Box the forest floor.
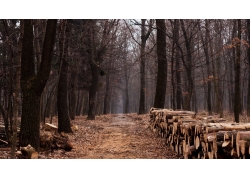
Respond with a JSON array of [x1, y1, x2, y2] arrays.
[[1, 112, 250, 159], [0, 113, 182, 159]]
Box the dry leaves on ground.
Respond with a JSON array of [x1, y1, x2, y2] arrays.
[[0, 113, 182, 159]]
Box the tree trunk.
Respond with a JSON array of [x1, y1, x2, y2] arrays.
[[180, 19, 193, 111], [228, 20, 237, 113], [87, 21, 98, 119], [138, 19, 146, 114], [214, 21, 223, 117], [11, 20, 23, 158], [171, 20, 176, 110], [103, 70, 110, 114], [247, 19, 250, 116], [139, 19, 152, 114], [19, 19, 57, 150], [86, 20, 98, 120], [87, 62, 99, 120], [57, 20, 72, 133], [69, 69, 77, 120], [124, 64, 129, 114], [123, 41, 129, 114], [20, 90, 41, 150], [86, 20, 108, 119], [234, 20, 241, 123], [76, 90, 83, 116], [34, 20, 42, 72], [204, 20, 212, 115], [175, 20, 182, 110], [154, 19, 167, 108], [83, 92, 89, 115]]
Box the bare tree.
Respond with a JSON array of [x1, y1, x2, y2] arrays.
[[234, 19, 241, 122], [57, 20, 72, 133], [138, 19, 153, 114], [154, 19, 167, 108], [247, 19, 250, 116], [19, 19, 57, 150], [199, 19, 212, 115]]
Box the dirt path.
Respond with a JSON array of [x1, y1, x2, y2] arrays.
[[39, 114, 181, 159], [0, 114, 182, 159]]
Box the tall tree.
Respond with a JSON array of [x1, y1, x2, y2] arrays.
[[203, 20, 212, 115], [19, 19, 57, 150], [138, 19, 152, 114], [174, 20, 182, 110], [86, 20, 98, 120], [154, 19, 167, 108], [247, 19, 250, 116], [12, 20, 23, 158], [212, 20, 223, 117], [69, 67, 77, 120], [234, 19, 241, 123], [57, 20, 72, 133], [170, 19, 182, 110], [180, 19, 194, 111]]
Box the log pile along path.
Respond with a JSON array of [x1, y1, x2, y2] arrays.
[[38, 114, 181, 158]]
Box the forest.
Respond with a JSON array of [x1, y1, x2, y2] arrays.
[[0, 19, 250, 159]]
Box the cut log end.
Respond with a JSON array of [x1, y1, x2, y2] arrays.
[[222, 141, 230, 148], [20, 144, 38, 159]]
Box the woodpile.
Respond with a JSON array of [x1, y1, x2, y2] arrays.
[[40, 123, 74, 152], [0, 122, 74, 151], [149, 107, 250, 159]]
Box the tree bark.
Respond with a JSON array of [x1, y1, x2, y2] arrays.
[[124, 61, 129, 114], [213, 20, 223, 117], [234, 19, 241, 123], [175, 20, 182, 110], [11, 20, 23, 158], [123, 38, 129, 114], [154, 19, 167, 108], [87, 61, 99, 120], [103, 70, 110, 114], [247, 19, 250, 116], [19, 19, 57, 150], [69, 68, 77, 120], [87, 20, 98, 119], [57, 20, 72, 133], [171, 20, 176, 110], [180, 19, 193, 111], [139, 19, 152, 114], [34, 20, 42, 72], [204, 20, 212, 115]]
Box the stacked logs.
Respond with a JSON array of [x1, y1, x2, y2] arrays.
[[149, 107, 250, 159]]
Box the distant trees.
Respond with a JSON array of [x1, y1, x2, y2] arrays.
[[199, 19, 212, 115], [83, 20, 119, 120]]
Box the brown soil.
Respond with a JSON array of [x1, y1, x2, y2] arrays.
[[3, 113, 184, 159], [2, 112, 250, 159], [39, 114, 181, 159], [0, 114, 182, 159]]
